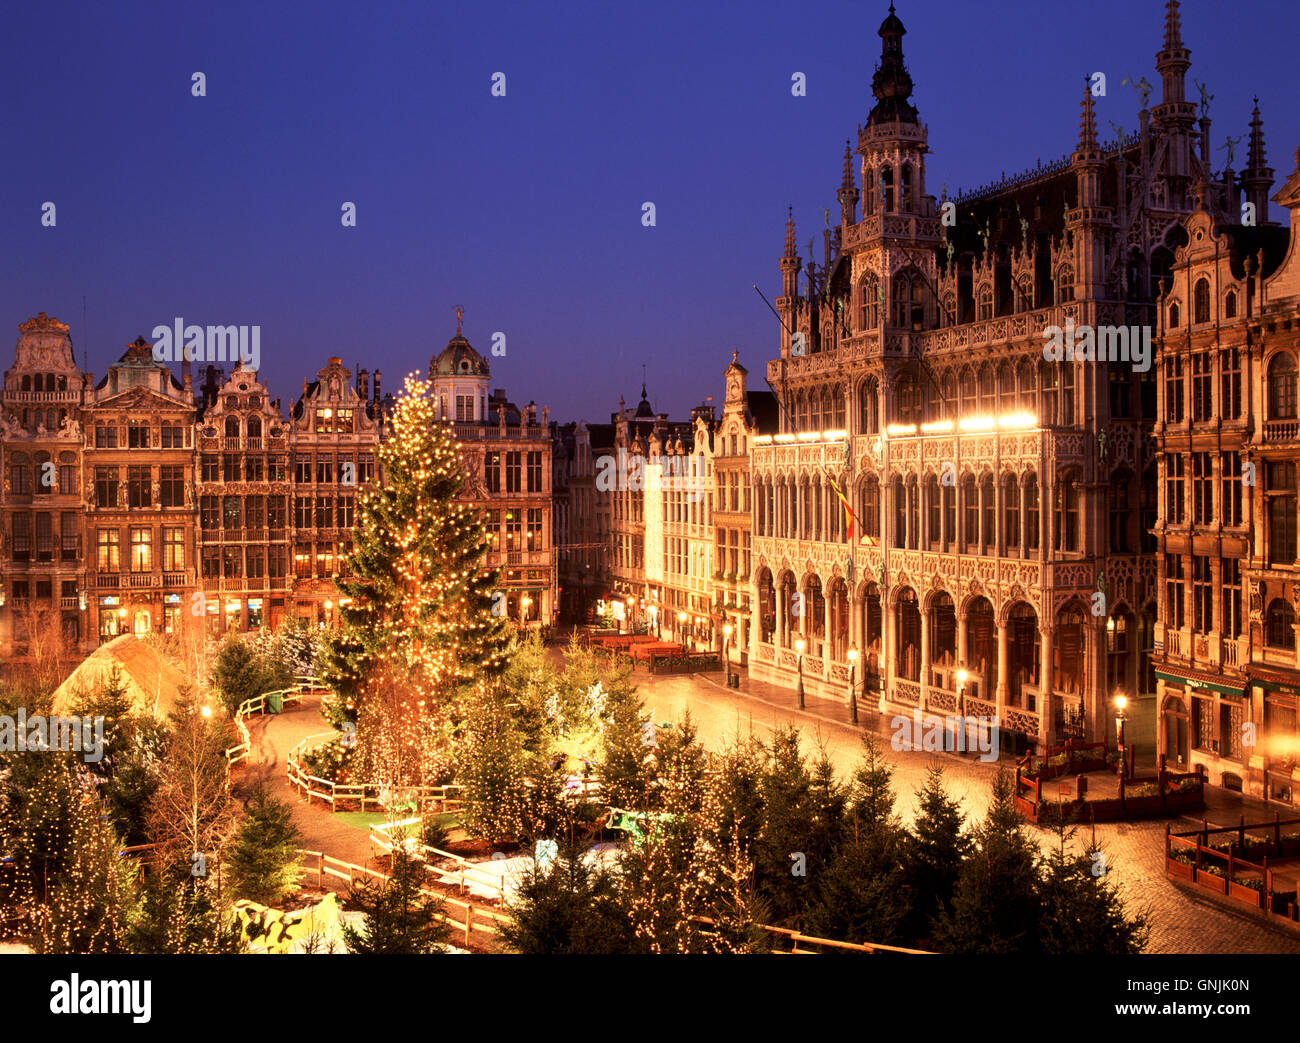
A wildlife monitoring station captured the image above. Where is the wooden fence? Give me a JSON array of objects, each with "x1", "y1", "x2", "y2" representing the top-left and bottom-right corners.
[
  {"x1": 1015, "y1": 761, "x2": 1204, "y2": 824},
  {"x1": 1166, "y1": 815, "x2": 1300, "y2": 929},
  {"x1": 285, "y1": 732, "x2": 466, "y2": 814},
  {"x1": 296, "y1": 849, "x2": 512, "y2": 950},
  {"x1": 224, "y1": 683, "x2": 320, "y2": 768},
  {"x1": 688, "y1": 916, "x2": 932, "y2": 954}
]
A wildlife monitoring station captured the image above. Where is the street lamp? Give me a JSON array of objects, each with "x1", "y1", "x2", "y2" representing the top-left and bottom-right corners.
[
  {"x1": 795, "y1": 637, "x2": 806, "y2": 710},
  {"x1": 723, "y1": 622, "x2": 734, "y2": 686},
  {"x1": 521, "y1": 595, "x2": 532, "y2": 627},
  {"x1": 118, "y1": 606, "x2": 127, "y2": 636},
  {"x1": 1114, "y1": 692, "x2": 1128, "y2": 780},
  {"x1": 677, "y1": 611, "x2": 687, "y2": 651},
  {"x1": 847, "y1": 646, "x2": 859, "y2": 725}
]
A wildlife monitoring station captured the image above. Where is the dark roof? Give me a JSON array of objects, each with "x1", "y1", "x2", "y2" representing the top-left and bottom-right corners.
[{"x1": 1222, "y1": 224, "x2": 1291, "y2": 281}]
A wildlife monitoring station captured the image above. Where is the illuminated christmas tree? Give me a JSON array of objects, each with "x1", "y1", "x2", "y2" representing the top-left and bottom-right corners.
[{"x1": 320, "y1": 375, "x2": 511, "y2": 767}]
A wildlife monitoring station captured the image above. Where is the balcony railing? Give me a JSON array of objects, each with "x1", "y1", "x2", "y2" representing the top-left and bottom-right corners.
[
  {"x1": 1264, "y1": 420, "x2": 1300, "y2": 442},
  {"x1": 59, "y1": 596, "x2": 78, "y2": 609}
]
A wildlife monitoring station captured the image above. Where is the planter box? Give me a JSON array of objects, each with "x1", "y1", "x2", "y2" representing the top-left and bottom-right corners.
[
  {"x1": 1228, "y1": 882, "x2": 1265, "y2": 908},
  {"x1": 1166, "y1": 858, "x2": 1195, "y2": 881},
  {"x1": 1270, "y1": 892, "x2": 1299, "y2": 917},
  {"x1": 1194, "y1": 870, "x2": 1229, "y2": 896}
]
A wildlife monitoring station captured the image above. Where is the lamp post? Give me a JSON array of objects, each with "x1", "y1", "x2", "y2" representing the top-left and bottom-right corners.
[
  {"x1": 1114, "y1": 692, "x2": 1128, "y2": 780},
  {"x1": 677, "y1": 611, "x2": 688, "y2": 651},
  {"x1": 723, "y1": 623, "x2": 734, "y2": 686},
  {"x1": 628, "y1": 595, "x2": 637, "y2": 633},
  {"x1": 847, "y1": 646, "x2": 859, "y2": 725},
  {"x1": 795, "y1": 637, "x2": 806, "y2": 710},
  {"x1": 521, "y1": 595, "x2": 532, "y2": 629},
  {"x1": 118, "y1": 605, "x2": 127, "y2": 637}
]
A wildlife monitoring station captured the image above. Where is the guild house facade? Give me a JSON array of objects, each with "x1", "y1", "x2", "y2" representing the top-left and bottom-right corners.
[
  {"x1": 749, "y1": 1, "x2": 1253, "y2": 754},
  {"x1": 0, "y1": 313, "x2": 556, "y2": 659},
  {"x1": 1153, "y1": 130, "x2": 1300, "y2": 806}
]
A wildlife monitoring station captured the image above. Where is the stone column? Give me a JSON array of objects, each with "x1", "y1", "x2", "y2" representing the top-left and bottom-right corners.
[
  {"x1": 957, "y1": 604, "x2": 969, "y2": 668},
  {"x1": 996, "y1": 618, "x2": 1009, "y2": 708},
  {"x1": 1038, "y1": 624, "x2": 1054, "y2": 751},
  {"x1": 920, "y1": 600, "x2": 931, "y2": 709},
  {"x1": 776, "y1": 584, "x2": 787, "y2": 649},
  {"x1": 824, "y1": 582, "x2": 834, "y2": 662},
  {"x1": 1020, "y1": 477, "x2": 1030, "y2": 558}
]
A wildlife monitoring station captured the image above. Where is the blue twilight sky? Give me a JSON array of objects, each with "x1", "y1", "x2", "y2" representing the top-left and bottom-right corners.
[{"x1": 1, "y1": 0, "x2": 1294, "y2": 423}]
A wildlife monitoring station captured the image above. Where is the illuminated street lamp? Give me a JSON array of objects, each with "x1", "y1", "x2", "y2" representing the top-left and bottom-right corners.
[
  {"x1": 521, "y1": 595, "x2": 532, "y2": 626},
  {"x1": 677, "y1": 611, "x2": 687, "y2": 650},
  {"x1": 847, "y1": 646, "x2": 859, "y2": 725},
  {"x1": 723, "y1": 622, "x2": 734, "y2": 686},
  {"x1": 1114, "y1": 692, "x2": 1129, "y2": 780},
  {"x1": 795, "y1": 637, "x2": 806, "y2": 710}
]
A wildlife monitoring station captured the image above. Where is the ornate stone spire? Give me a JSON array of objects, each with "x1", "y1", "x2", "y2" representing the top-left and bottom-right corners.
[
  {"x1": 867, "y1": 3, "x2": 918, "y2": 126},
  {"x1": 1242, "y1": 97, "x2": 1275, "y2": 223},
  {"x1": 1163, "y1": 0, "x2": 1184, "y2": 51},
  {"x1": 784, "y1": 206, "x2": 796, "y2": 257},
  {"x1": 1078, "y1": 78, "x2": 1099, "y2": 153}
]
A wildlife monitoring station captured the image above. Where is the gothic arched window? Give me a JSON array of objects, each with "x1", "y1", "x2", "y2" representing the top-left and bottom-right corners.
[{"x1": 1269, "y1": 353, "x2": 1298, "y2": 420}]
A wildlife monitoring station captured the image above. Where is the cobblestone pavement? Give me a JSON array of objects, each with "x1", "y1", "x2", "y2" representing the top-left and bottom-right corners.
[{"x1": 628, "y1": 664, "x2": 1300, "y2": 955}]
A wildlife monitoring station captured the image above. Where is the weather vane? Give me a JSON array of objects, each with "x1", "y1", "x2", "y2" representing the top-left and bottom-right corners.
[
  {"x1": 1121, "y1": 75, "x2": 1152, "y2": 109},
  {"x1": 454, "y1": 305, "x2": 464, "y2": 335}
]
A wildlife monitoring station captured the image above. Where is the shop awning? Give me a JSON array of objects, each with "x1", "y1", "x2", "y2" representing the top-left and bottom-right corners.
[{"x1": 1154, "y1": 668, "x2": 1246, "y2": 698}]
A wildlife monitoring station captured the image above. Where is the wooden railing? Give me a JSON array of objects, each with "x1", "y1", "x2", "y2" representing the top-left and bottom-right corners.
[
  {"x1": 224, "y1": 684, "x2": 314, "y2": 767},
  {"x1": 368, "y1": 818, "x2": 506, "y2": 902},
  {"x1": 295, "y1": 849, "x2": 511, "y2": 949},
  {"x1": 1166, "y1": 815, "x2": 1300, "y2": 929},
  {"x1": 688, "y1": 916, "x2": 932, "y2": 954}
]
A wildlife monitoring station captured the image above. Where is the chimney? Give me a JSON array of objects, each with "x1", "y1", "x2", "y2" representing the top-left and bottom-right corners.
[
  {"x1": 372, "y1": 370, "x2": 381, "y2": 404},
  {"x1": 358, "y1": 368, "x2": 370, "y2": 400}
]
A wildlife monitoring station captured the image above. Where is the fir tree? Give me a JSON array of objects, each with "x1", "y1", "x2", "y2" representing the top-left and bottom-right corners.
[
  {"x1": 320, "y1": 376, "x2": 511, "y2": 724},
  {"x1": 342, "y1": 848, "x2": 449, "y2": 954},
  {"x1": 1037, "y1": 821, "x2": 1149, "y2": 954},
  {"x1": 455, "y1": 681, "x2": 528, "y2": 844},
  {"x1": 901, "y1": 764, "x2": 972, "y2": 939},
  {"x1": 227, "y1": 784, "x2": 303, "y2": 906},
  {"x1": 934, "y1": 769, "x2": 1040, "y2": 954},
  {"x1": 125, "y1": 876, "x2": 245, "y2": 954},
  {"x1": 500, "y1": 835, "x2": 634, "y2": 954}
]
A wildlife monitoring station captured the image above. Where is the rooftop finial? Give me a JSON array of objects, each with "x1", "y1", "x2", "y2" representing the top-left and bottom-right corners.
[
  {"x1": 454, "y1": 304, "x2": 464, "y2": 335},
  {"x1": 1247, "y1": 98, "x2": 1268, "y2": 171},
  {"x1": 1078, "y1": 76, "x2": 1099, "y2": 153},
  {"x1": 1163, "y1": 0, "x2": 1184, "y2": 51},
  {"x1": 784, "y1": 206, "x2": 796, "y2": 256}
]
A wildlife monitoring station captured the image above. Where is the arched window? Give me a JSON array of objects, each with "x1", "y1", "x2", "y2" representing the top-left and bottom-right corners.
[
  {"x1": 1194, "y1": 278, "x2": 1211, "y2": 324},
  {"x1": 860, "y1": 275, "x2": 880, "y2": 330},
  {"x1": 1266, "y1": 598, "x2": 1296, "y2": 650},
  {"x1": 1169, "y1": 300, "x2": 1180, "y2": 328},
  {"x1": 861, "y1": 475, "x2": 880, "y2": 540},
  {"x1": 1057, "y1": 265, "x2": 1075, "y2": 304},
  {"x1": 998, "y1": 362, "x2": 1016, "y2": 413},
  {"x1": 881, "y1": 165, "x2": 895, "y2": 213},
  {"x1": 860, "y1": 377, "x2": 879, "y2": 434},
  {"x1": 977, "y1": 286, "x2": 993, "y2": 321},
  {"x1": 1054, "y1": 471, "x2": 1079, "y2": 552},
  {"x1": 1017, "y1": 359, "x2": 1036, "y2": 413},
  {"x1": 864, "y1": 169, "x2": 875, "y2": 216},
  {"x1": 894, "y1": 372, "x2": 923, "y2": 425},
  {"x1": 1003, "y1": 474, "x2": 1020, "y2": 549},
  {"x1": 901, "y1": 162, "x2": 914, "y2": 212},
  {"x1": 1014, "y1": 276, "x2": 1032, "y2": 312},
  {"x1": 224, "y1": 415, "x2": 240, "y2": 439},
  {"x1": 1269, "y1": 353, "x2": 1298, "y2": 420},
  {"x1": 978, "y1": 365, "x2": 996, "y2": 414},
  {"x1": 247, "y1": 415, "x2": 262, "y2": 441},
  {"x1": 1224, "y1": 289, "x2": 1237, "y2": 320}
]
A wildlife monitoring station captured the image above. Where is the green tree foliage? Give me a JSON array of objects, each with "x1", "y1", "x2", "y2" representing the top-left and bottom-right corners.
[
  {"x1": 210, "y1": 634, "x2": 291, "y2": 714},
  {"x1": 900, "y1": 764, "x2": 972, "y2": 939},
  {"x1": 1036, "y1": 820, "x2": 1149, "y2": 954},
  {"x1": 455, "y1": 681, "x2": 529, "y2": 845},
  {"x1": 319, "y1": 376, "x2": 511, "y2": 721},
  {"x1": 342, "y1": 848, "x2": 449, "y2": 954},
  {"x1": 1, "y1": 757, "x2": 135, "y2": 953},
  {"x1": 227, "y1": 784, "x2": 303, "y2": 906},
  {"x1": 500, "y1": 835, "x2": 634, "y2": 954},
  {"x1": 934, "y1": 769, "x2": 1041, "y2": 953},
  {"x1": 125, "y1": 876, "x2": 245, "y2": 954}
]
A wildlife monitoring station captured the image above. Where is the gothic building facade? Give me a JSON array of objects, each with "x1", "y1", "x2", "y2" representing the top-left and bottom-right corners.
[
  {"x1": 749, "y1": 1, "x2": 1241, "y2": 752},
  {"x1": 1153, "y1": 134, "x2": 1300, "y2": 806}
]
